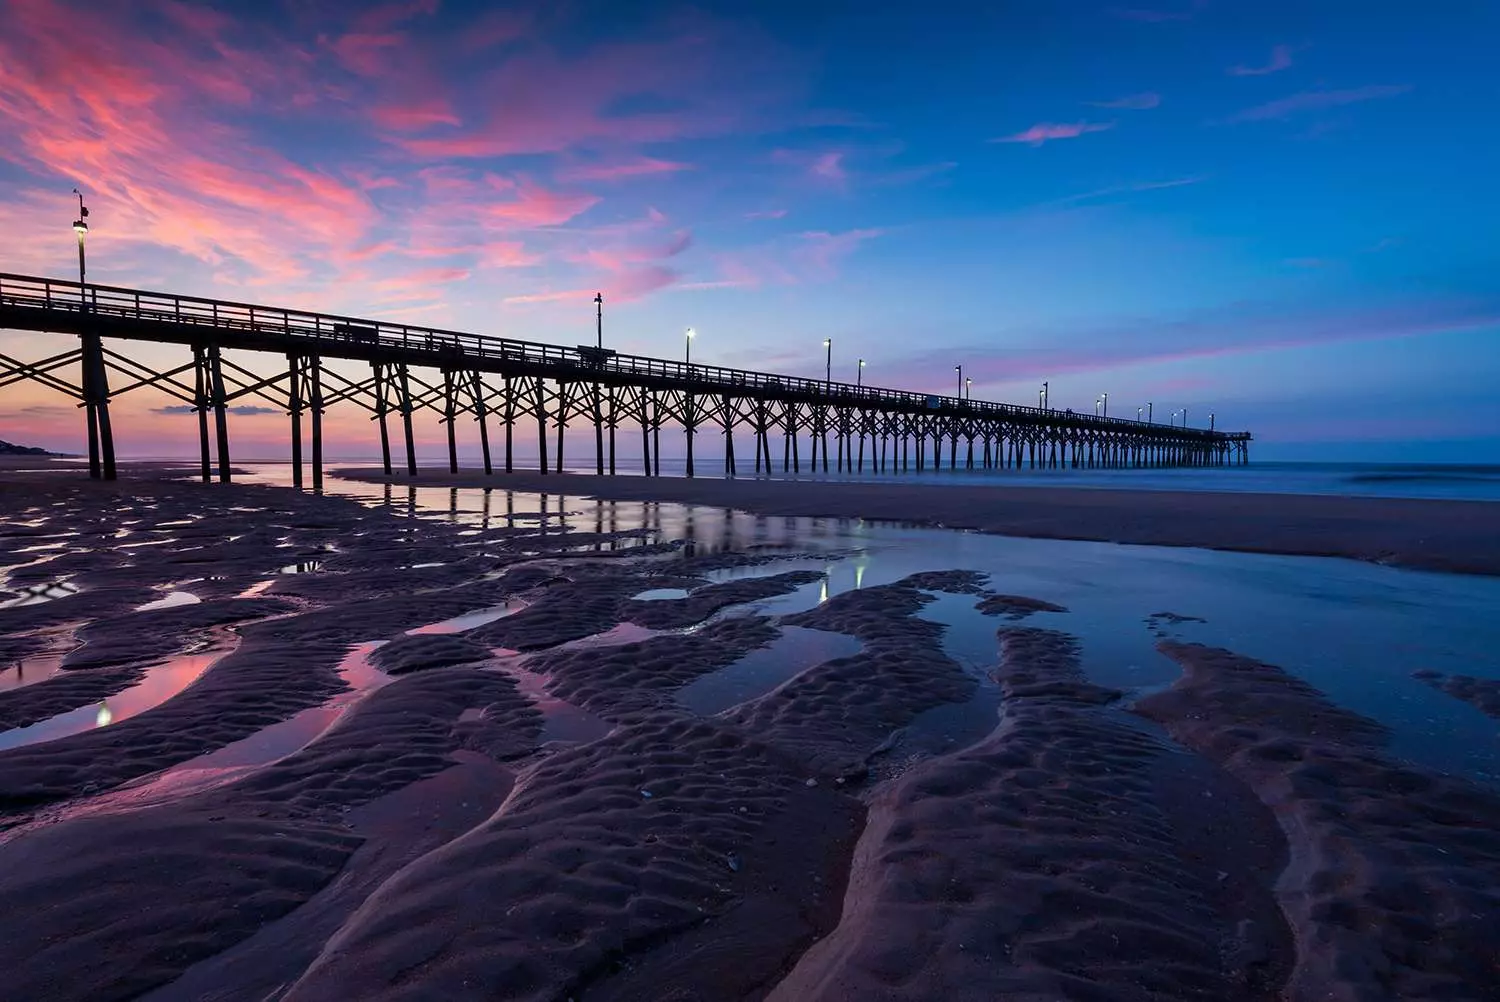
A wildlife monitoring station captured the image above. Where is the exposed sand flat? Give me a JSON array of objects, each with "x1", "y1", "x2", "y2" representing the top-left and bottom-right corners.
[
  {"x1": 2, "y1": 463, "x2": 1498, "y2": 1000},
  {"x1": 1137, "y1": 643, "x2": 1500, "y2": 1000},
  {"x1": 769, "y1": 627, "x2": 1290, "y2": 1001},
  {"x1": 336, "y1": 467, "x2": 1500, "y2": 575},
  {"x1": 1412, "y1": 669, "x2": 1500, "y2": 719}
]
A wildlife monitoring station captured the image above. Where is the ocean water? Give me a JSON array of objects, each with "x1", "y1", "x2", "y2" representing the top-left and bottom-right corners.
[{"x1": 32, "y1": 453, "x2": 1500, "y2": 501}]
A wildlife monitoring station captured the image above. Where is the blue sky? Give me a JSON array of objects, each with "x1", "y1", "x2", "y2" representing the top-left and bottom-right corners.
[{"x1": 1, "y1": 0, "x2": 1497, "y2": 460}]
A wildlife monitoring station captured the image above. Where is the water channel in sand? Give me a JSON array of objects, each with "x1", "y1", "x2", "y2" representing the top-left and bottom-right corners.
[{"x1": 236, "y1": 464, "x2": 1500, "y2": 784}]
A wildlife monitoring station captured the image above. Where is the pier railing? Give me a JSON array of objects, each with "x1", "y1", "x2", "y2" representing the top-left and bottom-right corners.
[{"x1": 0, "y1": 272, "x2": 1242, "y2": 440}]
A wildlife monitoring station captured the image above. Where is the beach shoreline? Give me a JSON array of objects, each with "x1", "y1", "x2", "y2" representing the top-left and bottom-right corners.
[{"x1": 334, "y1": 465, "x2": 1500, "y2": 576}]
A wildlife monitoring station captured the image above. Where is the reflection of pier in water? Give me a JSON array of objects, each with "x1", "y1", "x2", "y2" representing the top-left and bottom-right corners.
[
  {"x1": 1, "y1": 272, "x2": 1251, "y2": 485},
  {"x1": 359, "y1": 481, "x2": 873, "y2": 557}
]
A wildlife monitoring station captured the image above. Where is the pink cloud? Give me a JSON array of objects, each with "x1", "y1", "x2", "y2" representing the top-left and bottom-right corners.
[
  {"x1": 389, "y1": 23, "x2": 780, "y2": 161},
  {"x1": 504, "y1": 264, "x2": 678, "y2": 305},
  {"x1": 991, "y1": 122, "x2": 1115, "y2": 146},
  {"x1": 810, "y1": 151, "x2": 847, "y2": 182},
  {"x1": 1229, "y1": 44, "x2": 1294, "y2": 77},
  {"x1": 771, "y1": 148, "x2": 851, "y2": 184},
  {"x1": 503, "y1": 289, "x2": 597, "y2": 305},
  {"x1": 1226, "y1": 85, "x2": 1412, "y2": 123},
  {"x1": 746, "y1": 209, "x2": 788, "y2": 220},
  {"x1": 370, "y1": 97, "x2": 462, "y2": 131},
  {"x1": 554, "y1": 157, "x2": 692, "y2": 183},
  {"x1": 796, "y1": 228, "x2": 884, "y2": 277},
  {"x1": 484, "y1": 181, "x2": 601, "y2": 228},
  {"x1": 1086, "y1": 92, "x2": 1161, "y2": 110}
]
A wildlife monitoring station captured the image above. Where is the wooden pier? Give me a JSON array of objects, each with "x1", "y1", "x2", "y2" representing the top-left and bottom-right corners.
[{"x1": 0, "y1": 273, "x2": 1250, "y2": 484}]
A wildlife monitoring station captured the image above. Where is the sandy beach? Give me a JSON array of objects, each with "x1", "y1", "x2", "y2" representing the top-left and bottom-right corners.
[
  {"x1": 336, "y1": 467, "x2": 1500, "y2": 576},
  {"x1": 1, "y1": 460, "x2": 1498, "y2": 1000}
]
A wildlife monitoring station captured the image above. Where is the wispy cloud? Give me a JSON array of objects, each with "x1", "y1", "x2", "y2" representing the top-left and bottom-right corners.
[
  {"x1": 745, "y1": 208, "x2": 788, "y2": 220},
  {"x1": 554, "y1": 157, "x2": 693, "y2": 183},
  {"x1": 887, "y1": 294, "x2": 1500, "y2": 383},
  {"x1": 991, "y1": 122, "x2": 1115, "y2": 146},
  {"x1": 1086, "y1": 93, "x2": 1160, "y2": 110},
  {"x1": 1226, "y1": 84, "x2": 1412, "y2": 123},
  {"x1": 1228, "y1": 44, "x2": 1294, "y2": 77},
  {"x1": 872, "y1": 161, "x2": 958, "y2": 186},
  {"x1": 1048, "y1": 175, "x2": 1206, "y2": 206},
  {"x1": 771, "y1": 148, "x2": 849, "y2": 184},
  {"x1": 796, "y1": 228, "x2": 884, "y2": 277}
]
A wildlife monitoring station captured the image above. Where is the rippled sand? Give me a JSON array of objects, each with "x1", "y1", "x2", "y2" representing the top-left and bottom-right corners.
[{"x1": 0, "y1": 462, "x2": 1497, "y2": 1001}]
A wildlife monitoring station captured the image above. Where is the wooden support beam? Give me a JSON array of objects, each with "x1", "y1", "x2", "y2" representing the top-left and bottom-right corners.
[
  {"x1": 309, "y1": 355, "x2": 324, "y2": 491},
  {"x1": 470, "y1": 370, "x2": 492, "y2": 475},
  {"x1": 193, "y1": 346, "x2": 211, "y2": 483},
  {"x1": 288, "y1": 354, "x2": 303, "y2": 490},
  {"x1": 373, "y1": 363, "x2": 392, "y2": 476},
  {"x1": 398, "y1": 362, "x2": 417, "y2": 477},
  {"x1": 209, "y1": 343, "x2": 230, "y2": 483}
]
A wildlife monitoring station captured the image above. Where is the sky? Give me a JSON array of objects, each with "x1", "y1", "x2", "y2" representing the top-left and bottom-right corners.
[{"x1": 2, "y1": 0, "x2": 1498, "y2": 463}]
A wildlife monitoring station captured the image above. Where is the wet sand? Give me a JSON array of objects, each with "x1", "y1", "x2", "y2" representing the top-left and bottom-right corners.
[
  {"x1": 2, "y1": 462, "x2": 1499, "y2": 1000},
  {"x1": 336, "y1": 466, "x2": 1500, "y2": 576}
]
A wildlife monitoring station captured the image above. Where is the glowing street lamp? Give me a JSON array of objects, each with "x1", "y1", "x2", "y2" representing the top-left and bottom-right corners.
[
  {"x1": 1137, "y1": 406, "x2": 1143, "y2": 421},
  {"x1": 965, "y1": 376, "x2": 972, "y2": 400},
  {"x1": 1099, "y1": 391, "x2": 1108, "y2": 418},
  {"x1": 857, "y1": 358, "x2": 865, "y2": 387},
  {"x1": 594, "y1": 292, "x2": 603, "y2": 349},
  {"x1": 1095, "y1": 397, "x2": 1102, "y2": 417},
  {"x1": 1147, "y1": 401, "x2": 1153, "y2": 423},
  {"x1": 954, "y1": 364, "x2": 962, "y2": 397},
  {"x1": 823, "y1": 337, "x2": 832, "y2": 388},
  {"x1": 71, "y1": 187, "x2": 90, "y2": 300},
  {"x1": 685, "y1": 327, "x2": 695, "y2": 365},
  {"x1": 1041, "y1": 381, "x2": 1049, "y2": 410}
]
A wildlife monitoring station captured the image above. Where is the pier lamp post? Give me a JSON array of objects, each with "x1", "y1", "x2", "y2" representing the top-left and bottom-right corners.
[
  {"x1": 594, "y1": 292, "x2": 603, "y2": 349},
  {"x1": 685, "y1": 327, "x2": 695, "y2": 366},
  {"x1": 71, "y1": 188, "x2": 89, "y2": 301},
  {"x1": 857, "y1": 358, "x2": 865, "y2": 387},
  {"x1": 1099, "y1": 392, "x2": 1108, "y2": 418},
  {"x1": 1182, "y1": 407, "x2": 1188, "y2": 428},
  {"x1": 1137, "y1": 406, "x2": 1143, "y2": 421},
  {"x1": 965, "y1": 376, "x2": 972, "y2": 400},
  {"x1": 823, "y1": 338, "x2": 832, "y2": 389},
  {"x1": 1095, "y1": 397, "x2": 1102, "y2": 417},
  {"x1": 1171, "y1": 409, "x2": 1180, "y2": 427},
  {"x1": 1042, "y1": 381, "x2": 1048, "y2": 410},
  {"x1": 954, "y1": 364, "x2": 962, "y2": 397},
  {"x1": 1210, "y1": 412, "x2": 1215, "y2": 432},
  {"x1": 1148, "y1": 401, "x2": 1153, "y2": 423}
]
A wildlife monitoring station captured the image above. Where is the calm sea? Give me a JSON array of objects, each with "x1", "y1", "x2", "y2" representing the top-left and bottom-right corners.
[{"x1": 35, "y1": 455, "x2": 1500, "y2": 502}]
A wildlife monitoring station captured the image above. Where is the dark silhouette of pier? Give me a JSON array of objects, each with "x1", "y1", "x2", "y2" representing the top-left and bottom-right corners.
[{"x1": 0, "y1": 273, "x2": 1250, "y2": 484}]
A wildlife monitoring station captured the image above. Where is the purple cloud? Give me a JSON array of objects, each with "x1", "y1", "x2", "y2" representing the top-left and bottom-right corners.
[
  {"x1": 1226, "y1": 85, "x2": 1412, "y2": 123},
  {"x1": 1228, "y1": 44, "x2": 1294, "y2": 77},
  {"x1": 886, "y1": 294, "x2": 1500, "y2": 383},
  {"x1": 991, "y1": 122, "x2": 1115, "y2": 146}
]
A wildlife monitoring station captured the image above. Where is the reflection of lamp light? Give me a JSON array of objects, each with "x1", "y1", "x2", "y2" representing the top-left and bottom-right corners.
[
  {"x1": 819, "y1": 578, "x2": 829, "y2": 604},
  {"x1": 855, "y1": 562, "x2": 866, "y2": 589},
  {"x1": 95, "y1": 701, "x2": 113, "y2": 728}
]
